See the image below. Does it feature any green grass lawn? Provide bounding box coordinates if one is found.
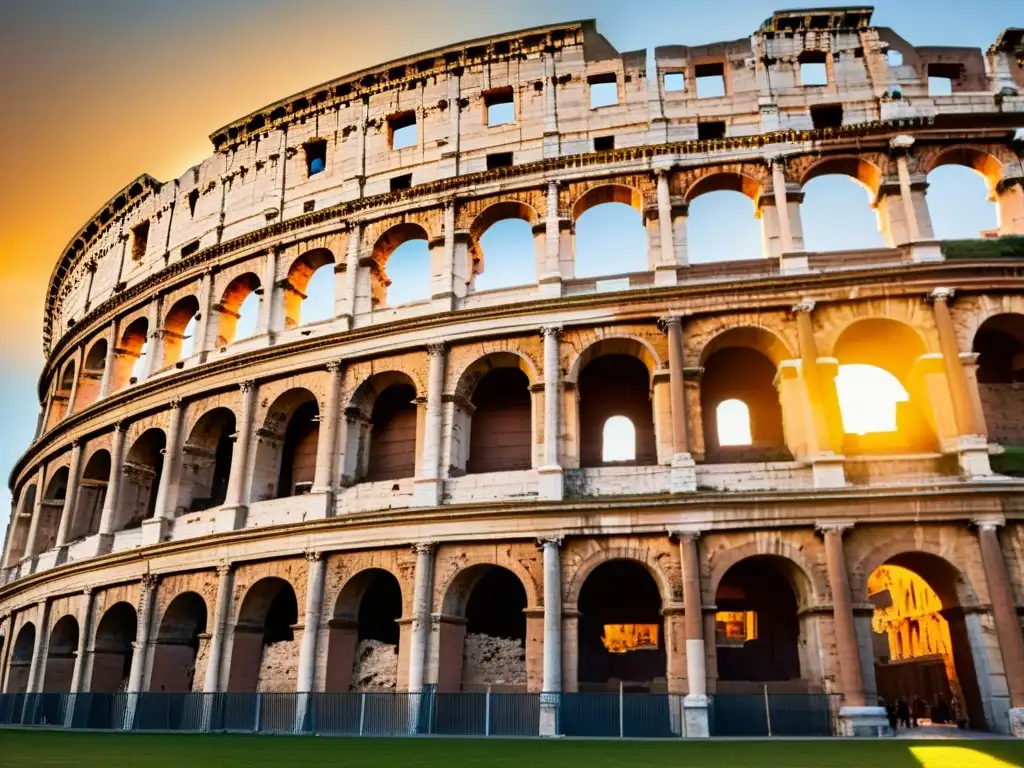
[0,731,1022,767]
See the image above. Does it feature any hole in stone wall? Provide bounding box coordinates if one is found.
[799,51,828,86]
[695,62,726,98]
[593,135,615,152]
[187,189,199,218]
[131,221,150,262]
[927,62,961,96]
[887,49,903,67]
[486,152,514,170]
[389,111,417,150]
[588,73,618,108]
[664,72,685,92]
[484,88,515,126]
[810,104,843,129]
[390,173,412,192]
[926,165,997,239]
[305,139,327,176]
[698,121,726,140]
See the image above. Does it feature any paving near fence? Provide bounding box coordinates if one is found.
[1,731,1023,767]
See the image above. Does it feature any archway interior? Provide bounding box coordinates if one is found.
[91,602,138,693]
[366,384,417,481]
[216,273,261,347]
[229,578,299,693]
[325,569,403,692]
[800,174,885,252]
[475,218,535,291]
[76,339,108,409]
[687,190,763,263]
[74,449,111,540]
[574,202,647,277]
[162,295,200,368]
[120,429,166,530]
[385,240,431,306]
[276,400,319,498]
[868,554,986,730]
[285,249,335,329]
[36,466,70,553]
[577,560,664,692]
[714,556,801,691]
[180,408,236,513]
[116,317,149,390]
[7,623,37,694]
[150,592,208,693]
[579,355,655,467]
[467,367,532,474]
[973,314,1024,463]
[43,615,80,692]
[926,165,997,240]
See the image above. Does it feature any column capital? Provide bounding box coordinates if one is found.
[657,315,684,332]
[140,572,159,592]
[929,287,955,303]
[111,421,127,434]
[538,535,564,549]
[325,359,344,374]
[425,342,447,358]
[792,298,816,314]
[412,541,437,556]
[540,325,562,339]
[888,134,916,154]
[70,437,82,449]
[239,379,258,394]
[216,560,233,576]
[669,528,702,542]
[167,397,184,411]
[973,517,1006,532]
[82,586,93,597]
[304,549,322,563]
[816,520,855,537]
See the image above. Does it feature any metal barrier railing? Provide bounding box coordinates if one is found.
[0,690,842,738]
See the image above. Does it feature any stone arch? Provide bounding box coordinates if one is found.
[150,591,208,693]
[117,427,166,531]
[76,338,108,410]
[564,548,674,608]
[227,576,299,693]
[346,371,419,483]
[698,325,793,368]
[250,387,319,501]
[34,465,70,554]
[177,406,237,513]
[706,539,823,609]
[90,602,138,693]
[71,448,111,540]
[469,200,541,241]
[5,484,35,564]
[215,272,261,347]
[567,336,662,384]
[42,614,79,692]
[283,247,336,330]
[368,222,429,308]
[684,170,764,204]
[571,183,644,221]
[798,155,884,196]
[161,294,200,368]
[850,538,982,609]
[436,563,531,692]
[7,622,36,694]
[325,567,404,692]
[924,145,1005,193]
[112,316,149,391]
[972,312,1024,449]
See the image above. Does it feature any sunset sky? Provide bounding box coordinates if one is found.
[0,0,1018,543]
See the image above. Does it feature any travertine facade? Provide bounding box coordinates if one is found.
[2,9,1024,738]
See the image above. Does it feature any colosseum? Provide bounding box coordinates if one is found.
[1,7,1023,739]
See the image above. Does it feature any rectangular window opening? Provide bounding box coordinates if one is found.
[799,51,828,86]
[663,72,685,92]
[694,62,726,99]
[388,111,417,150]
[484,88,515,126]
[697,121,726,140]
[181,240,200,259]
[303,200,315,213]
[390,173,412,192]
[304,139,327,176]
[131,221,150,262]
[810,103,844,129]
[588,73,618,109]
[486,152,514,170]
[593,135,615,152]
[887,49,903,67]
[928,63,961,96]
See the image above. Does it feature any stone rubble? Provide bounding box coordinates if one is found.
[461,633,527,688]
[257,639,300,693]
[351,639,399,691]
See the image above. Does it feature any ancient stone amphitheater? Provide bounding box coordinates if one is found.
[2,7,1024,738]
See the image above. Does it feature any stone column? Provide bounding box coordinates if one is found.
[975,520,1024,735]
[341,223,361,326]
[220,380,257,531]
[192,269,214,361]
[25,599,50,695]
[202,563,233,695]
[99,320,118,399]
[294,551,325,732]
[407,542,436,695]
[144,398,184,544]
[68,588,95,694]
[143,299,164,380]
[96,424,126,554]
[126,574,158,696]
[659,316,696,492]
[312,360,343,496]
[677,531,709,736]
[539,537,562,736]
[65,348,82,418]
[671,203,689,268]
[542,52,559,157]
[414,344,446,508]
[654,169,678,286]
[539,326,563,499]
[771,158,795,254]
[54,439,83,550]
[929,289,990,476]
[256,247,279,336]
[540,181,563,297]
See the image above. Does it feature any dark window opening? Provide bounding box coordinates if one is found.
[303,200,315,213]
[695,62,726,98]
[486,152,514,170]
[390,173,412,192]
[131,221,150,262]
[588,73,618,108]
[594,135,615,152]
[187,189,199,218]
[388,111,417,150]
[305,139,327,176]
[484,87,515,126]
[810,103,843,129]
[698,121,727,140]
[181,240,200,259]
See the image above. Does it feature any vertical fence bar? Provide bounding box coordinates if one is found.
[619,682,624,739]
[358,693,366,736]
[763,685,772,737]
[485,686,491,737]
[253,693,262,733]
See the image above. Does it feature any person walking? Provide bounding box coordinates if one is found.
[897,697,911,729]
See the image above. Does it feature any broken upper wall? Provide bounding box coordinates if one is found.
[44,10,1024,364]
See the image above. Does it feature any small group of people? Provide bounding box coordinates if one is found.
[881,694,962,732]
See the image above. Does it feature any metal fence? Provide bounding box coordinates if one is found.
[0,691,840,738]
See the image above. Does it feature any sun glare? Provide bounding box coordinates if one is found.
[911,746,1019,768]
[835,364,908,435]
[602,416,636,462]
[716,399,752,446]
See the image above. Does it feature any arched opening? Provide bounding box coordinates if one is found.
[701,341,789,463]
[150,592,208,693]
[832,319,936,454]
[466,368,532,474]
[7,623,36,694]
[801,175,886,252]
[363,382,417,483]
[75,339,108,410]
[215,273,261,347]
[5,485,36,564]
[90,602,138,693]
[71,449,111,540]
[371,224,430,308]
[284,248,335,329]
[178,408,236,513]
[325,569,403,691]
[579,354,656,468]
[118,428,166,531]
[113,317,149,391]
[437,565,528,692]
[42,615,79,692]
[867,552,988,730]
[602,416,636,462]
[48,360,76,425]
[577,560,665,692]
[573,186,647,277]
[227,577,299,693]
[714,556,806,692]
[688,191,763,263]
[472,205,537,291]
[35,466,70,554]
[161,295,200,369]
[973,313,1024,460]
[926,166,998,240]
[249,389,319,501]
